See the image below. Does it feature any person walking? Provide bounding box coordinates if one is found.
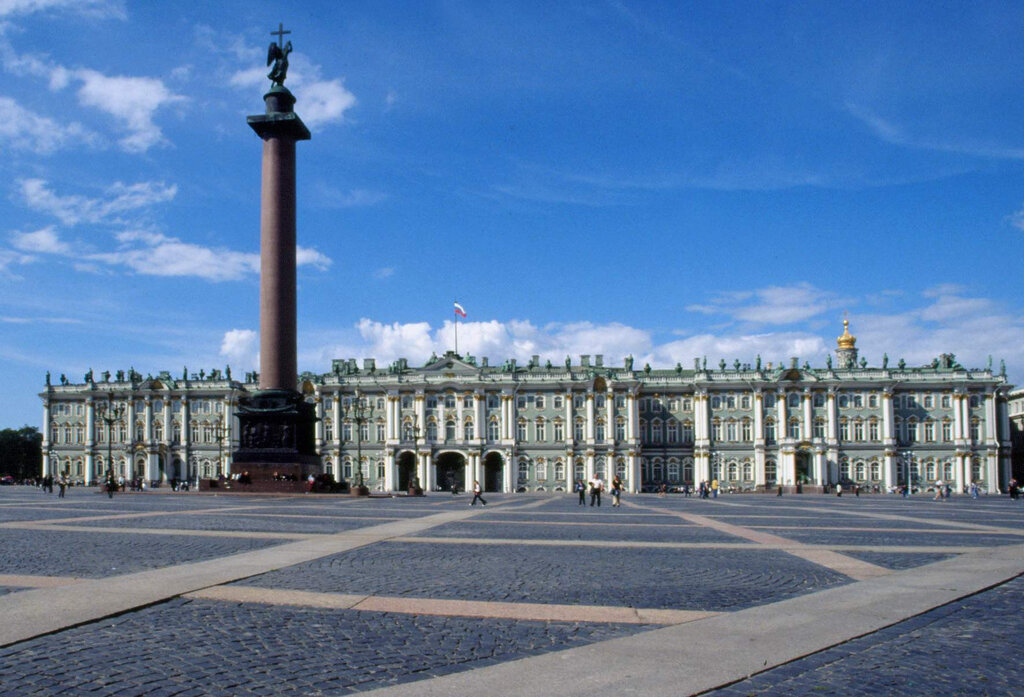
[836,483,843,497]
[611,474,623,508]
[934,480,944,501]
[57,475,66,499]
[469,479,486,506]
[711,479,719,499]
[576,478,586,506]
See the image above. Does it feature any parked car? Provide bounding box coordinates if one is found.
[0,475,15,485]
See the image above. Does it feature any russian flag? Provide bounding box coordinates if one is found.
[454,302,467,318]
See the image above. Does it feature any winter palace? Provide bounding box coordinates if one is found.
[40,322,1014,494]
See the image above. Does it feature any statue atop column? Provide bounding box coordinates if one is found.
[267,23,292,86]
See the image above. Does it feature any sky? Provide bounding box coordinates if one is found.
[2,0,1024,428]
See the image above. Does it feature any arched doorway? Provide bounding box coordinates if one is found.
[434,452,466,492]
[397,451,417,490]
[795,450,812,486]
[483,451,504,492]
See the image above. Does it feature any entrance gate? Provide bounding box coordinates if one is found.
[434,452,466,492]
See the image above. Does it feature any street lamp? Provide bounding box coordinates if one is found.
[96,394,125,491]
[214,422,227,480]
[343,390,374,490]
[902,450,915,498]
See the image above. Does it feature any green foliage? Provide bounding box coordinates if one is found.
[0,426,42,479]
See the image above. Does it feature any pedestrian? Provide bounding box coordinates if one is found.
[1009,479,1020,500]
[711,479,719,499]
[611,474,623,508]
[576,478,586,506]
[57,475,66,499]
[307,473,315,493]
[836,483,843,497]
[469,479,486,506]
[934,480,944,501]
[854,485,860,497]
[777,484,783,496]
[106,477,115,499]
[589,474,603,507]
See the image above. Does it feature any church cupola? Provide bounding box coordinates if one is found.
[836,318,858,368]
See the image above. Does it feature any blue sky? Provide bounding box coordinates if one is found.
[2,0,1024,428]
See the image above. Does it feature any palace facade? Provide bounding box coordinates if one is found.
[41,323,1014,494]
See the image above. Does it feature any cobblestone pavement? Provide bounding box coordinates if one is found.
[706,573,1024,697]
[235,542,848,610]
[1,488,1023,695]
[0,598,649,696]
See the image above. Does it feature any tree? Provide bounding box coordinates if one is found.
[0,426,42,480]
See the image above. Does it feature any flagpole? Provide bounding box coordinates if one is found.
[454,300,459,356]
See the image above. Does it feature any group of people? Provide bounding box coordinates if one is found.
[575,475,624,507]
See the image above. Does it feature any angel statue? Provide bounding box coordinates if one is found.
[267,38,292,85]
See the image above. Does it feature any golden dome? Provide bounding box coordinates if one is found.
[837,319,856,350]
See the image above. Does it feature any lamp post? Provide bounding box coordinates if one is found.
[902,450,915,498]
[96,394,125,492]
[343,390,374,492]
[214,422,227,480]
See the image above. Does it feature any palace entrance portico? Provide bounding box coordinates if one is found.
[483,451,504,492]
[434,451,467,492]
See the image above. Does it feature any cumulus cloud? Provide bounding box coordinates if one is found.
[0,97,97,153]
[220,329,258,371]
[687,282,844,325]
[90,232,260,281]
[0,247,36,276]
[20,178,177,226]
[73,69,183,152]
[10,225,71,254]
[296,246,332,271]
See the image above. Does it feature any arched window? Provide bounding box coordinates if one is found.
[855,460,866,481]
[787,418,801,440]
[870,461,881,481]
[595,418,606,442]
[970,456,982,482]
[725,419,737,442]
[651,419,663,443]
[712,418,722,441]
[970,419,980,442]
[764,419,776,444]
[925,460,936,481]
[616,458,628,481]
[682,420,694,444]
[488,418,500,442]
[741,418,752,442]
[426,420,438,441]
[727,461,738,481]
[402,419,414,441]
[667,419,679,443]
[943,461,953,481]
[153,421,163,442]
[518,458,529,482]
[516,419,527,441]
[535,418,546,442]
[651,458,663,482]
[574,418,585,441]
[574,458,585,482]
[765,459,777,485]
[445,419,456,441]
[536,458,547,481]
[682,457,694,484]
[464,418,474,441]
[554,459,565,481]
[324,419,334,442]
[840,458,850,479]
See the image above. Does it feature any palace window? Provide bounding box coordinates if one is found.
[923,421,935,443]
[764,460,777,485]
[683,398,692,411]
[651,419,663,443]
[376,422,386,442]
[668,460,680,482]
[402,395,413,409]
[839,395,849,409]
[536,458,547,481]
[941,421,952,442]
[711,396,721,409]
[402,420,414,441]
[464,420,474,441]
[487,395,498,409]
[868,394,879,408]
[667,419,679,443]
[763,393,775,408]
[788,393,800,408]
[574,458,585,481]
[941,395,951,409]
[907,420,918,443]
[444,394,456,409]
[574,395,585,409]
[554,420,564,442]
[445,420,456,441]
[683,458,694,483]
[595,419,606,442]
[764,419,776,444]
[554,460,566,481]
[742,395,752,409]
[574,419,585,441]
[868,419,879,442]
[725,419,737,442]
[517,396,526,409]
[595,457,607,479]
[712,419,723,441]
[463,395,474,409]
[535,395,545,410]
[324,420,334,441]
[682,420,694,444]
[840,419,849,442]
[426,421,438,441]
[970,419,980,442]
[360,422,369,442]
[517,420,527,441]
[924,395,934,409]
[153,422,163,442]
[426,396,438,409]
[488,418,499,442]
[535,418,546,442]
[787,418,801,440]
[813,418,825,440]
[595,394,606,409]
[554,395,564,410]
[813,393,824,408]
[853,419,864,442]
[518,459,529,482]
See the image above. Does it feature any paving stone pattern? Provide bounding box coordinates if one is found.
[838,550,957,571]
[236,542,850,610]
[412,519,746,543]
[0,529,285,578]
[707,574,1024,697]
[71,513,383,535]
[0,598,650,696]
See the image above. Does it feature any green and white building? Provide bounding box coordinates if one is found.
[41,322,1014,494]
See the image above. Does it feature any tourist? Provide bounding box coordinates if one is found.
[589,475,603,507]
[469,480,486,506]
[576,478,586,506]
[57,475,66,499]
[711,479,719,499]
[836,483,843,497]
[934,480,944,501]
[611,474,623,508]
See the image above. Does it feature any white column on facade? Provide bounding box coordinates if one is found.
[753,391,764,444]
[883,452,895,490]
[85,452,94,485]
[955,453,968,491]
[606,389,615,444]
[144,397,153,443]
[828,390,839,442]
[126,398,136,445]
[41,400,52,477]
[164,399,173,447]
[334,394,343,445]
[802,390,813,441]
[984,391,998,444]
[882,390,894,441]
[474,392,484,444]
[565,390,574,444]
[415,394,426,443]
[419,451,431,492]
[776,391,787,440]
[180,399,190,480]
[314,392,324,449]
[626,392,637,441]
[952,393,964,440]
[86,398,96,448]
[694,391,707,441]
[500,395,510,441]
[384,450,395,491]
[586,392,595,441]
[504,449,514,493]
[628,451,640,493]
[585,451,595,481]
[456,395,465,441]
[986,452,999,494]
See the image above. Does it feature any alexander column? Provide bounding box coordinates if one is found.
[232,24,320,484]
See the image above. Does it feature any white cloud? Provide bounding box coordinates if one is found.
[687,282,843,325]
[0,247,35,276]
[296,246,332,270]
[10,225,70,254]
[373,267,394,279]
[1009,206,1024,232]
[0,0,124,18]
[316,185,388,208]
[0,96,96,153]
[20,178,177,226]
[90,232,259,281]
[297,78,356,128]
[220,329,258,371]
[73,69,183,152]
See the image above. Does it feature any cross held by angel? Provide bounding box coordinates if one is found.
[267,23,292,85]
